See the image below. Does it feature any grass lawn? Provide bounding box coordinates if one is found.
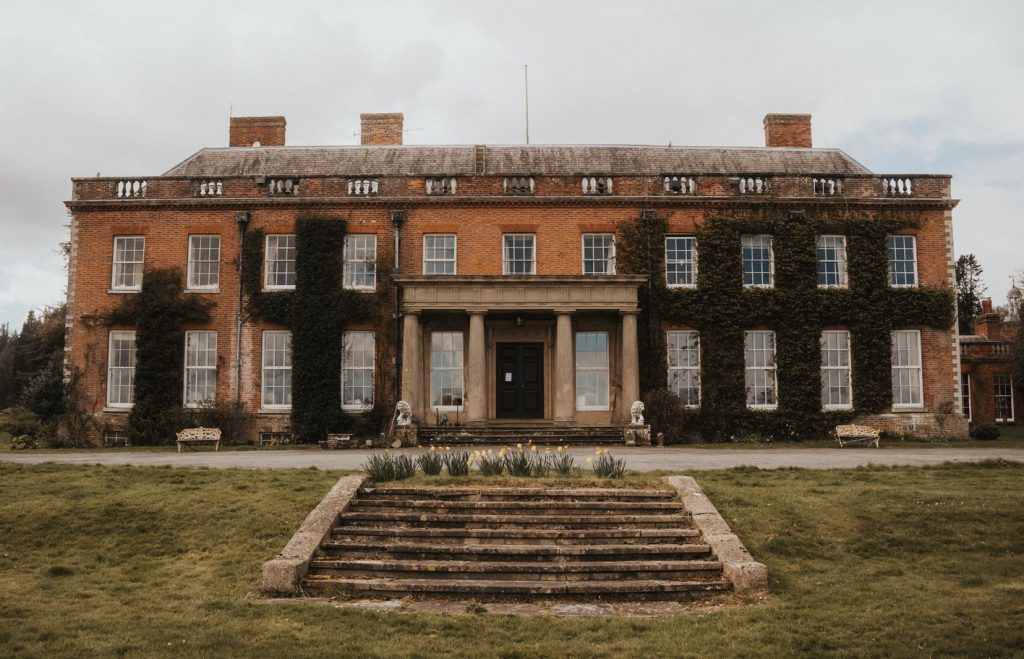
[1,463,1022,657]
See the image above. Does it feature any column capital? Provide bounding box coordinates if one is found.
[466,309,488,317]
[619,308,640,316]
[553,307,576,316]
[404,308,423,316]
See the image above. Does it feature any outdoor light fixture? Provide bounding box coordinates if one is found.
[515,314,525,327]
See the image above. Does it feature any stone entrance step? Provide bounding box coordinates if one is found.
[307,558,725,581]
[329,526,701,546]
[418,425,623,446]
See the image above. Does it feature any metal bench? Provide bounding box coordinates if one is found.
[176,427,221,452]
[835,424,880,448]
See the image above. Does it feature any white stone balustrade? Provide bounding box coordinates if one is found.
[268,178,300,195]
[348,179,379,196]
[503,177,535,195]
[664,176,696,194]
[738,177,770,194]
[582,176,613,195]
[116,180,147,198]
[425,177,456,195]
[882,177,913,196]
[197,180,223,196]
[812,178,843,195]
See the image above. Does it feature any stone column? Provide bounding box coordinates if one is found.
[401,311,423,421]
[554,310,575,425]
[466,311,487,424]
[621,310,640,423]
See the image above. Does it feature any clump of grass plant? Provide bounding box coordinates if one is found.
[441,448,471,476]
[550,445,575,475]
[417,447,444,475]
[472,449,505,476]
[588,447,627,479]
[503,443,535,477]
[363,452,417,482]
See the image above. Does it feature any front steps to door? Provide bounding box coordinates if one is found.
[299,486,735,602]
[417,424,625,446]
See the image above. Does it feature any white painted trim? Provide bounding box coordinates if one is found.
[665,236,698,289]
[422,234,457,275]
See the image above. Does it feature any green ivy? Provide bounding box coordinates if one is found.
[242,218,379,442]
[106,269,212,445]
[617,209,955,441]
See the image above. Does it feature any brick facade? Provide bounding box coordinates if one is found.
[64,112,965,443]
[960,297,1022,427]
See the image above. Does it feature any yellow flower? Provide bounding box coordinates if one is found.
[516,443,523,450]
[586,457,593,464]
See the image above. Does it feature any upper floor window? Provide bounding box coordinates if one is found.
[342,331,375,410]
[582,176,613,195]
[887,235,918,287]
[742,235,774,288]
[184,331,217,408]
[745,330,777,409]
[503,234,536,275]
[667,330,701,408]
[816,235,848,289]
[891,330,923,408]
[262,330,292,409]
[107,330,137,408]
[576,332,610,410]
[820,330,852,410]
[582,234,615,275]
[423,235,457,275]
[343,235,377,290]
[187,235,221,290]
[112,236,145,291]
[995,374,1014,422]
[264,234,296,290]
[665,237,697,288]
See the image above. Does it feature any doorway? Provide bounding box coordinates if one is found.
[495,343,544,418]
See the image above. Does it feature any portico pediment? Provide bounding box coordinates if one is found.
[394,275,646,313]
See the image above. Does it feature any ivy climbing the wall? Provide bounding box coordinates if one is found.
[106,268,212,445]
[617,209,955,442]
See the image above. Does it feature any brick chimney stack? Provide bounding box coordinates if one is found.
[360,113,404,145]
[764,114,812,148]
[229,116,286,147]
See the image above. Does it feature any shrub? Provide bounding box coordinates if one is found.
[550,446,575,475]
[442,448,471,477]
[418,448,444,476]
[588,448,627,478]
[188,401,253,445]
[0,406,44,439]
[972,425,1001,441]
[642,389,690,444]
[11,434,38,450]
[363,452,416,482]
[473,449,505,476]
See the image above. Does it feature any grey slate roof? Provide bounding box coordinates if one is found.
[163,145,873,177]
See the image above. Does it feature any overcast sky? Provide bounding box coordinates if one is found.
[1,0,1022,328]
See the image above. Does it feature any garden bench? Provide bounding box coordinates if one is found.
[835,424,880,448]
[176,427,221,452]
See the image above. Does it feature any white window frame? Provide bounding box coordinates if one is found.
[183,331,217,408]
[575,331,610,411]
[667,330,701,408]
[742,235,774,288]
[994,374,1014,422]
[343,234,377,291]
[106,330,137,408]
[960,372,971,421]
[745,330,778,409]
[502,234,536,275]
[430,331,464,410]
[891,330,924,408]
[111,236,145,291]
[261,330,292,410]
[423,234,457,275]
[665,236,698,288]
[816,235,848,289]
[341,331,375,411]
[582,233,616,275]
[887,235,919,288]
[820,330,853,410]
[187,234,221,291]
[264,234,296,291]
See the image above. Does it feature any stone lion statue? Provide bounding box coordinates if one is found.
[630,400,645,425]
[395,400,412,426]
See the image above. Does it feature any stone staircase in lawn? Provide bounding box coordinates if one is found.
[417,424,624,446]
[300,486,732,601]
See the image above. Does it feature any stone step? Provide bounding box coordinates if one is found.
[420,436,623,446]
[318,541,713,562]
[348,499,684,514]
[331,526,700,546]
[337,511,691,529]
[307,558,724,581]
[300,576,732,601]
[359,487,676,502]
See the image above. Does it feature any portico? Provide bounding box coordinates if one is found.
[396,276,645,426]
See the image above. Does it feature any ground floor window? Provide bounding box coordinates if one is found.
[262,331,292,409]
[821,330,852,409]
[994,374,1014,422]
[430,331,464,408]
[667,330,700,407]
[891,330,923,407]
[342,331,375,410]
[744,330,777,409]
[184,331,217,407]
[576,332,609,410]
[107,330,137,408]
[961,373,971,421]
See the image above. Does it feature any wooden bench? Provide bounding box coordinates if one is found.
[176,427,221,452]
[835,424,880,448]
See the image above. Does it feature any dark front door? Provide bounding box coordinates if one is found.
[496,343,544,418]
